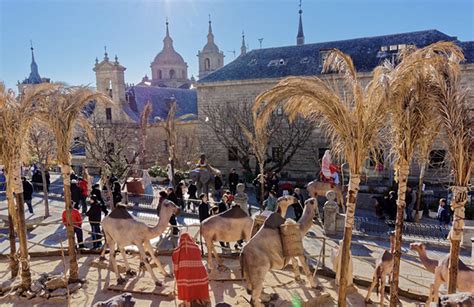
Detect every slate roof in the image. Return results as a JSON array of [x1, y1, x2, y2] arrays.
[[199, 30, 474, 83], [124, 85, 197, 123]]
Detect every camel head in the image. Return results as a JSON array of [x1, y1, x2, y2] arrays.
[[160, 199, 180, 217], [409, 242, 426, 253], [276, 195, 298, 217], [304, 198, 318, 217]]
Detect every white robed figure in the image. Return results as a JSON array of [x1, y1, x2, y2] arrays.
[[321, 150, 340, 184]]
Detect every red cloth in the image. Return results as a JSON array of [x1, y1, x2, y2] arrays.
[[78, 179, 88, 197], [172, 233, 209, 302], [62, 209, 82, 227]]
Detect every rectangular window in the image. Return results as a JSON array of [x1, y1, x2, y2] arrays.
[[272, 147, 282, 161], [429, 150, 446, 168], [105, 108, 112, 121], [228, 146, 238, 161]]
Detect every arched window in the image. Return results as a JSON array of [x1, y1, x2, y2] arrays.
[[157, 70, 162, 79], [204, 58, 210, 71], [169, 69, 176, 79], [107, 80, 113, 98]]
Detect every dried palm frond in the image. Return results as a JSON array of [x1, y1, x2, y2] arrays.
[[253, 49, 390, 305]]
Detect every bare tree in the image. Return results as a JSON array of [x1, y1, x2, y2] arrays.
[[202, 100, 313, 174], [27, 121, 57, 217]]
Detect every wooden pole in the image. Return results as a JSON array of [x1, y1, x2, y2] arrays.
[[337, 174, 360, 307], [40, 167, 50, 217], [414, 163, 425, 222], [389, 162, 409, 306], [6, 180, 18, 278]]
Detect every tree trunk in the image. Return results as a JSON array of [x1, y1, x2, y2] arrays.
[[6, 180, 18, 278], [40, 167, 50, 217], [389, 160, 410, 306], [61, 165, 79, 282], [447, 186, 468, 293], [337, 174, 361, 307], [170, 158, 175, 188], [12, 163, 31, 290]]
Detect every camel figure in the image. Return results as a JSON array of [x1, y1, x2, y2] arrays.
[[331, 240, 353, 287], [365, 232, 395, 305], [409, 242, 474, 304], [100, 200, 179, 286], [307, 180, 344, 211], [241, 198, 318, 307], [201, 195, 296, 272]]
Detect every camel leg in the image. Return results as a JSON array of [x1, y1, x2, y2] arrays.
[[291, 257, 302, 282], [108, 240, 124, 284], [205, 240, 216, 272], [365, 271, 377, 303], [118, 246, 136, 278], [144, 240, 169, 277], [99, 232, 109, 261], [250, 267, 269, 307], [431, 273, 443, 304], [298, 255, 316, 288], [426, 283, 434, 304], [380, 273, 386, 306], [136, 243, 161, 287]]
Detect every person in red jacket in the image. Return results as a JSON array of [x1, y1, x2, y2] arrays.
[[62, 208, 84, 249], [78, 177, 89, 215]]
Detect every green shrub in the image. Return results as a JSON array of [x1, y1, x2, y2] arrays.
[[148, 165, 167, 178]]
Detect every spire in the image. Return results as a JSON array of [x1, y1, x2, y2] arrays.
[[240, 31, 247, 56], [104, 46, 109, 61], [163, 18, 174, 49], [28, 40, 42, 84], [297, 0, 305, 45], [207, 14, 215, 44]]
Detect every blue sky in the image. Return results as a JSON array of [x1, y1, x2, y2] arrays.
[[1, 0, 473, 90]]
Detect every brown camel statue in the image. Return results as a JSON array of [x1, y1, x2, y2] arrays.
[[365, 232, 395, 305], [100, 200, 179, 286], [409, 242, 474, 304], [331, 240, 353, 287], [307, 180, 344, 211], [201, 195, 296, 273], [241, 198, 318, 307]]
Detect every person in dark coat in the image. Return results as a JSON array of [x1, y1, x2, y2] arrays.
[[91, 183, 108, 215], [198, 193, 210, 222], [31, 170, 42, 192], [112, 181, 122, 208], [187, 181, 198, 212], [166, 188, 180, 236], [70, 179, 82, 210], [228, 168, 239, 195], [86, 195, 103, 249], [176, 181, 185, 210], [214, 175, 223, 201], [22, 177, 34, 214], [291, 188, 305, 221], [218, 194, 229, 214]]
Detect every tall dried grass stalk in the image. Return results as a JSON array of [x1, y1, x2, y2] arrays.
[[36, 85, 112, 282], [0, 82, 58, 289], [253, 49, 390, 306], [429, 48, 472, 293], [386, 42, 464, 305]]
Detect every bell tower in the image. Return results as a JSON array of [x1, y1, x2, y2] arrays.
[[198, 16, 224, 79], [93, 47, 127, 121]]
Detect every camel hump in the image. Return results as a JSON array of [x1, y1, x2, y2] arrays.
[[108, 205, 133, 220], [380, 250, 393, 262], [263, 213, 286, 230], [219, 206, 248, 219]]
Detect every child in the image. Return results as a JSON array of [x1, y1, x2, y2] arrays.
[[86, 195, 103, 249], [62, 207, 84, 249]]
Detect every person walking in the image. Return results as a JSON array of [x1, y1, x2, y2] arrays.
[[198, 194, 210, 222], [263, 190, 278, 213], [86, 195, 103, 249], [22, 176, 34, 214], [166, 188, 180, 236], [187, 181, 198, 213], [437, 198, 450, 237], [292, 188, 305, 221], [78, 177, 89, 214], [228, 169, 239, 195], [214, 174, 223, 201], [62, 207, 84, 249], [70, 179, 82, 211], [112, 181, 122, 208], [91, 183, 108, 215]]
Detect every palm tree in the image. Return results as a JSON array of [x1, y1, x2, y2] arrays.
[[385, 42, 463, 305], [429, 47, 472, 293], [0, 82, 56, 288], [253, 50, 389, 306], [154, 98, 194, 187], [37, 85, 110, 282]]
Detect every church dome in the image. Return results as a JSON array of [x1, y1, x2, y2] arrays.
[[202, 41, 219, 53], [152, 22, 186, 67]]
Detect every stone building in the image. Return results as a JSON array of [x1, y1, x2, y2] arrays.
[[197, 6, 474, 183]]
